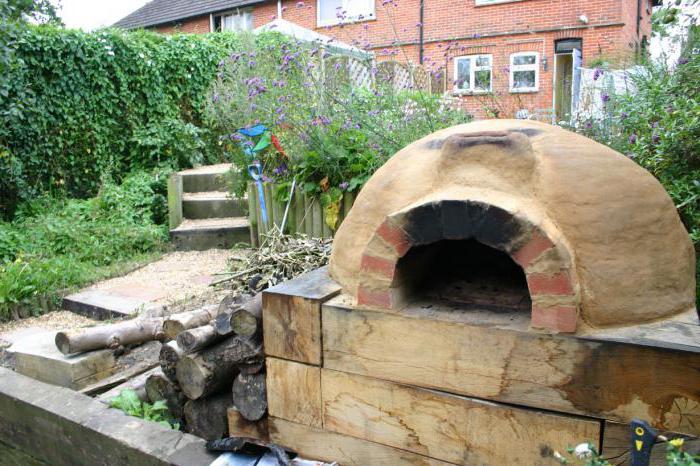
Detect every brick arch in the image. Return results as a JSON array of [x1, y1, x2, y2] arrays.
[[357, 200, 579, 332]]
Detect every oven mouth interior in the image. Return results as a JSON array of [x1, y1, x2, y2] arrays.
[[395, 239, 531, 312]]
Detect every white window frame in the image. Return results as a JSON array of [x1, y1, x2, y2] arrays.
[[317, 0, 376, 27], [211, 8, 253, 32], [453, 54, 493, 94], [509, 52, 539, 93]]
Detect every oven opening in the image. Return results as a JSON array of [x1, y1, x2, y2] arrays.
[[396, 239, 531, 312]]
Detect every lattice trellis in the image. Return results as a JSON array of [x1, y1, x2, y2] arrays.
[[324, 56, 430, 93]]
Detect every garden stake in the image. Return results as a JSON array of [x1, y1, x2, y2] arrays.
[[280, 177, 297, 234], [248, 162, 268, 226], [630, 419, 657, 466]]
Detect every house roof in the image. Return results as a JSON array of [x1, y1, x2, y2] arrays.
[[113, 0, 263, 29]]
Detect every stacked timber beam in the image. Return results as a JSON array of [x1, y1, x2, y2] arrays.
[[55, 293, 268, 442], [250, 267, 700, 466]]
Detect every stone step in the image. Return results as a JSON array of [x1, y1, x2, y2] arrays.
[[170, 217, 250, 251], [180, 163, 232, 193], [182, 191, 247, 219]]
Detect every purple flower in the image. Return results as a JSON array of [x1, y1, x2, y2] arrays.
[[593, 68, 603, 81], [620, 111, 628, 120], [601, 93, 611, 103], [273, 163, 288, 176], [339, 182, 349, 190], [652, 133, 660, 144], [678, 58, 689, 65], [628, 133, 637, 144]]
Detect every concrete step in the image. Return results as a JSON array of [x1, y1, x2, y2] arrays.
[[170, 217, 250, 251], [180, 164, 232, 193], [182, 191, 247, 219]]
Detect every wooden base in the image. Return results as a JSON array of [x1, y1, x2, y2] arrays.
[[262, 268, 700, 465]]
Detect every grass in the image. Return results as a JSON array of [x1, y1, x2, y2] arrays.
[[0, 171, 170, 321]]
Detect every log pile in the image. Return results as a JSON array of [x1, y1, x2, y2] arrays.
[[57, 292, 268, 442]]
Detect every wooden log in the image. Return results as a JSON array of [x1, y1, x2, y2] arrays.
[[159, 340, 183, 382], [214, 293, 261, 337], [176, 325, 223, 354], [227, 407, 269, 441], [145, 369, 186, 420], [265, 358, 321, 428], [176, 337, 262, 400], [55, 318, 165, 355], [262, 267, 340, 365], [269, 418, 451, 466], [184, 392, 231, 441], [163, 305, 218, 340], [232, 372, 267, 422], [230, 293, 263, 338], [97, 366, 161, 404], [322, 369, 601, 465], [322, 299, 700, 435]]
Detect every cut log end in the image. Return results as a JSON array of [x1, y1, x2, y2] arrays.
[[177, 356, 209, 400], [230, 310, 258, 338], [54, 332, 71, 355], [163, 322, 186, 341], [159, 341, 183, 382], [232, 372, 267, 421]]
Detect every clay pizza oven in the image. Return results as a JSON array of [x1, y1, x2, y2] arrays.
[[329, 119, 696, 333]]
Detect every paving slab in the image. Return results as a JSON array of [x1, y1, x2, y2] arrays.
[[63, 249, 236, 320], [6, 329, 116, 390]]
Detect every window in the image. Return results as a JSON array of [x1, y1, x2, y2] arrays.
[[454, 55, 492, 94], [510, 52, 539, 92], [212, 9, 252, 32], [317, 0, 375, 27]]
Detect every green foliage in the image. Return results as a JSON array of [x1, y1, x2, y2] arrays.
[[0, 171, 168, 320], [554, 439, 699, 466], [572, 37, 700, 307], [109, 389, 179, 430], [205, 33, 471, 199], [0, 25, 251, 218]]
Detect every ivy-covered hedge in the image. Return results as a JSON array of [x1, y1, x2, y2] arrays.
[[0, 26, 247, 218]]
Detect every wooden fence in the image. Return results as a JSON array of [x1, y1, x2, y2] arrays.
[[247, 182, 357, 247]]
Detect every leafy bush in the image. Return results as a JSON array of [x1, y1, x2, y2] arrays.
[[0, 171, 168, 320], [0, 25, 254, 218], [205, 33, 471, 199], [109, 389, 179, 430]]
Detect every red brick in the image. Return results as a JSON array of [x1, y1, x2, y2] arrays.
[[512, 230, 554, 268], [531, 305, 577, 333], [376, 220, 412, 258], [357, 286, 393, 309], [527, 271, 573, 296], [360, 254, 396, 280]]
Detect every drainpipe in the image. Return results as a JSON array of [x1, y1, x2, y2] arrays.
[[419, 0, 425, 64], [278, 0, 283, 19], [636, 0, 642, 36]]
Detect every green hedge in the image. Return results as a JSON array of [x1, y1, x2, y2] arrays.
[[0, 26, 249, 218]]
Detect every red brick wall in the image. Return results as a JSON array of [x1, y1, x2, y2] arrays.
[[149, 0, 651, 119], [154, 15, 211, 34]]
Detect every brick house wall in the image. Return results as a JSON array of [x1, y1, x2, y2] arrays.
[[146, 0, 653, 119]]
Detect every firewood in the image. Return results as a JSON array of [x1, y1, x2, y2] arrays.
[[176, 337, 262, 400], [230, 293, 263, 338], [183, 392, 231, 440], [232, 372, 267, 421], [176, 324, 224, 354], [214, 293, 262, 337], [97, 366, 160, 404], [55, 318, 165, 355], [159, 340, 183, 382], [145, 369, 186, 420], [163, 304, 218, 340]]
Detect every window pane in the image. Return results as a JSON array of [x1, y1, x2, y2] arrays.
[[476, 56, 490, 67], [456, 58, 471, 89], [513, 70, 536, 88], [347, 0, 374, 17], [475, 69, 491, 90], [513, 55, 536, 66], [222, 14, 235, 31], [242, 11, 253, 30], [319, 0, 343, 23]]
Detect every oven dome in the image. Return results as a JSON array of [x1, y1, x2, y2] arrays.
[[328, 119, 696, 332]]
